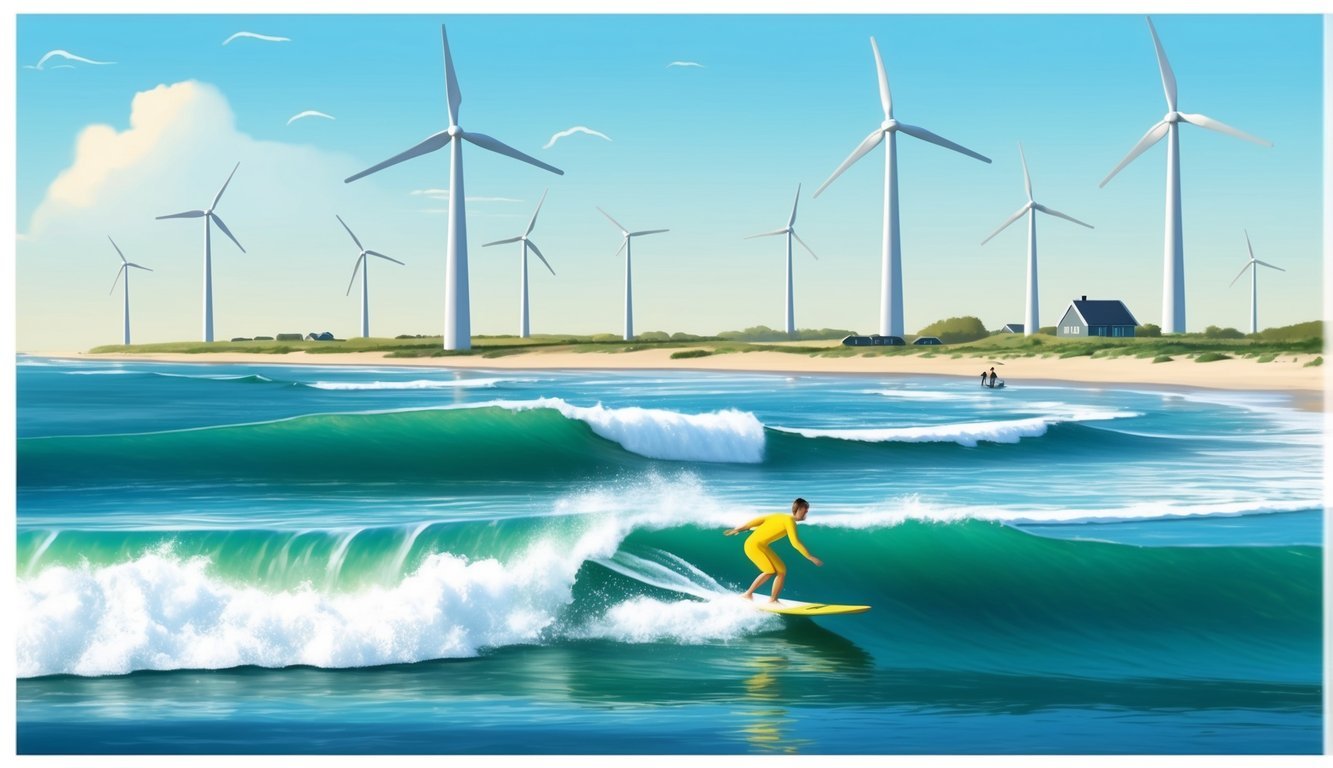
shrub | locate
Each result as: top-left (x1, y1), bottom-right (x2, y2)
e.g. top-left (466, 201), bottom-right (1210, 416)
top-left (1254, 320), bottom-right (1322, 343)
top-left (1304, 356), bottom-right (1323, 367)
top-left (916, 316), bottom-right (988, 344)
top-left (1203, 325), bottom-right (1244, 340)
top-left (1195, 352), bottom-right (1231, 363)
top-left (670, 349), bottom-right (713, 359)
top-left (1152, 355), bottom-right (1172, 364)
top-left (1138, 323), bottom-right (1162, 337)
top-left (636, 331), bottom-right (671, 342)
top-left (1037, 326), bottom-right (1057, 336)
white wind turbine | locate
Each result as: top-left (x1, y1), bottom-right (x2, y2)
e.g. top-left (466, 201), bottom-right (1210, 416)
top-left (107, 236), bottom-right (152, 346)
top-left (156, 162), bottom-right (245, 342)
top-left (1099, 16), bottom-right (1271, 334)
top-left (597, 207), bottom-right (667, 341)
top-left (981, 144), bottom-right (1093, 337)
top-left (483, 189), bottom-right (555, 338)
top-left (746, 184), bottom-right (820, 336)
top-left (1229, 230), bottom-right (1284, 335)
top-left (345, 24), bottom-right (563, 351)
top-left (815, 36), bottom-right (991, 337)
top-left (338, 215), bottom-right (405, 339)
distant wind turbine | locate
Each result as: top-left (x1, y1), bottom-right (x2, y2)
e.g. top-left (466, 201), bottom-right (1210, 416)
top-left (815, 36), bottom-right (991, 337)
top-left (1099, 16), bottom-right (1271, 334)
top-left (156, 162), bottom-right (246, 342)
top-left (337, 215), bottom-right (404, 339)
top-left (344, 24), bottom-right (563, 351)
top-left (981, 144), bottom-right (1093, 337)
top-left (598, 207), bottom-right (667, 341)
top-left (107, 236), bottom-right (152, 346)
top-left (483, 189), bottom-right (555, 338)
top-left (746, 184), bottom-right (820, 336)
top-left (1229, 230), bottom-right (1284, 335)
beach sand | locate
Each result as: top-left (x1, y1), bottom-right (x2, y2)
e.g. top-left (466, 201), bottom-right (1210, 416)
top-left (60, 347), bottom-right (1326, 408)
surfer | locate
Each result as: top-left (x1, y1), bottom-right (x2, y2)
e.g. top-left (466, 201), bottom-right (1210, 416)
top-left (725, 497), bottom-right (823, 603)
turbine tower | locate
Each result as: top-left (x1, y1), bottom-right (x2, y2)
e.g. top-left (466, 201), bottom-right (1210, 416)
top-left (815, 36), bottom-right (990, 337)
top-left (338, 215), bottom-right (405, 339)
top-left (1229, 230), bottom-right (1284, 335)
top-left (345, 24), bottom-right (563, 351)
top-left (746, 184), bottom-right (820, 335)
top-left (107, 236), bottom-right (152, 346)
top-left (483, 189), bottom-right (555, 338)
top-left (981, 144), bottom-right (1093, 337)
top-left (597, 207), bottom-right (667, 341)
top-left (157, 162), bottom-right (245, 342)
top-left (1099, 16), bottom-right (1271, 334)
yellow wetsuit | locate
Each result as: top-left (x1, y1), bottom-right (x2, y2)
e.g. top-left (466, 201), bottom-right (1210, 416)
top-left (742, 514), bottom-right (812, 575)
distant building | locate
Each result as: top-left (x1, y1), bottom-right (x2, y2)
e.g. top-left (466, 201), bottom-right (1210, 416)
top-left (1056, 296), bottom-right (1139, 338)
top-left (1000, 323), bottom-right (1024, 334)
top-left (276, 333), bottom-right (303, 341)
top-left (305, 331), bottom-right (337, 341)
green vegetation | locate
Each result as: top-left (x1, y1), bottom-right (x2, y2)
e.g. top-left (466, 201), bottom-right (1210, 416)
top-left (716, 325), bottom-right (854, 342)
top-left (1195, 352), bottom-right (1231, 363)
top-left (1138, 323), bottom-right (1162, 337)
top-left (1203, 325), bottom-right (1244, 340)
top-left (916, 316), bottom-right (988, 344)
top-left (1152, 355), bottom-right (1172, 364)
top-left (670, 349), bottom-right (713, 359)
top-left (1254, 320), bottom-right (1322, 343)
top-left (1304, 356), bottom-right (1323, 367)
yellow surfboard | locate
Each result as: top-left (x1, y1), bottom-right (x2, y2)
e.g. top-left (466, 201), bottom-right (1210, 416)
top-left (746, 598), bottom-right (870, 616)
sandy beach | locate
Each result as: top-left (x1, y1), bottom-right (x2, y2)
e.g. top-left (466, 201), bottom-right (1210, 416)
top-left (53, 347), bottom-right (1325, 408)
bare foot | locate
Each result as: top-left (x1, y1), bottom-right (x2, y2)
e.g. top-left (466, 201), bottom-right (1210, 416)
top-left (740, 592), bottom-right (754, 600)
top-left (766, 597), bottom-right (781, 604)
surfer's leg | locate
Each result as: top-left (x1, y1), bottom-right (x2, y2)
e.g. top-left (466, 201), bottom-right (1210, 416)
top-left (768, 573), bottom-right (787, 603)
top-left (742, 572), bottom-right (772, 600)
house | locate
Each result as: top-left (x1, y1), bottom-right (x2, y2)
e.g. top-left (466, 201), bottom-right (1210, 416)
top-left (1056, 296), bottom-right (1139, 338)
top-left (1000, 323), bottom-right (1024, 334)
top-left (276, 333), bottom-right (303, 341)
top-left (305, 331), bottom-right (337, 341)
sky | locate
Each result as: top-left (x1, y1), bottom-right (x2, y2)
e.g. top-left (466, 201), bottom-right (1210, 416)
top-left (13, 12), bottom-right (1324, 351)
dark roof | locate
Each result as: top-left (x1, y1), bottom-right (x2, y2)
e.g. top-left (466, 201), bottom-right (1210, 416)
top-left (1071, 299), bottom-right (1138, 327)
top-left (1001, 323), bottom-right (1024, 333)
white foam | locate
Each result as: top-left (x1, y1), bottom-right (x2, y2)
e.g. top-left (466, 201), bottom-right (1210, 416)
top-left (575, 596), bottom-right (777, 644)
top-left (772, 406), bottom-right (1138, 447)
top-left (305, 377), bottom-right (514, 391)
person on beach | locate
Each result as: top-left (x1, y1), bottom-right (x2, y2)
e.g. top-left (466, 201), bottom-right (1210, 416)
top-left (725, 498), bottom-right (823, 603)
top-left (989, 367), bottom-right (999, 388)
top-left (980, 370), bottom-right (988, 387)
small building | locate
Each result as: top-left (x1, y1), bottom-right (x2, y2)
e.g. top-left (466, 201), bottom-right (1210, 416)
top-left (1000, 323), bottom-right (1024, 334)
top-left (912, 336), bottom-right (943, 346)
top-left (276, 333), bottom-right (303, 341)
top-left (1056, 296), bottom-right (1139, 338)
top-left (841, 334), bottom-right (871, 346)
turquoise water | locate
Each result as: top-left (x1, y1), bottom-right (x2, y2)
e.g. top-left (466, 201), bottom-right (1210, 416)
top-left (15, 356), bottom-right (1324, 754)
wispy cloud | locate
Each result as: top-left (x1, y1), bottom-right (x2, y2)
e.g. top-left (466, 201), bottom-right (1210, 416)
top-left (667, 61), bottom-right (704, 68)
top-left (223, 31), bottom-right (291, 46)
top-left (24, 50), bottom-right (115, 71)
top-left (543, 125), bottom-right (613, 150)
top-left (410, 190), bottom-right (522, 203)
top-left (286, 110), bottom-right (335, 126)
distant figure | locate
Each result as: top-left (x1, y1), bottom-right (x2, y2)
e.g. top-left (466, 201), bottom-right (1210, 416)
top-left (725, 497), bottom-right (823, 603)
top-left (980, 370), bottom-right (988, 387)
top-left (989, 367), bottom-right (999, 388)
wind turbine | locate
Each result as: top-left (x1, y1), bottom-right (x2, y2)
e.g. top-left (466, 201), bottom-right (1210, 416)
top-left (156, 162), bottom-right (245, 342)
top-left (597, 207), bottom-right (667, 341)
top-left (814, 36), bottom-right (990, 337)
top-left (1229, 230), bottom-right (1284, 335)
top-left (344, 25), bottom-right (563, 351)
top-left (746, 184), bottom-right (820, 336)
top-left (483, 189), bottom-right (555, 338)
top-left (107, 236), bottom-right (152, 346)
top-left (338, 215), bottom-right (405, 339)
top-left (1099, 16), bottom-right (1271, 334)
top-left (981, 144), bottom-right (1093, 337)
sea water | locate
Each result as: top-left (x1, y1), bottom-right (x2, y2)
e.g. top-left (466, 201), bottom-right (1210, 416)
top-left (14, 356), bottom-right (1323, 754)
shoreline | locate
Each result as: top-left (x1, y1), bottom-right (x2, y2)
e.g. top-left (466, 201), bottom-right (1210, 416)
top-left (30, 348), bottom-right (1325, 410)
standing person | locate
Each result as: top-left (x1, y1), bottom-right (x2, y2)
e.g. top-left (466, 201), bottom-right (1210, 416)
top-left (980, 370), bottom-right (989, 387)
top-left (989, 367), bottom-right (999, 388)
top-left (725, 498), bottom-right (823, 603)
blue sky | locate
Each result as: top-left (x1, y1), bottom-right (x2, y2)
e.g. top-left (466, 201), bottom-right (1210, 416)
top-left (15, 13), bottom-right (1323, 349)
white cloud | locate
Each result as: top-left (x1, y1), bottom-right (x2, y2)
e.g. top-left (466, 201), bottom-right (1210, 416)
top-left (222, 31), bottom-right (291, 46)
top-left (543, 125), bottom-right (612, 150)
top-left (667, 61), bottom-right (704, 68)
top-left (287, 110), bottom-right (336, 126)
top-left (24, 49), bottom-right (115, 71)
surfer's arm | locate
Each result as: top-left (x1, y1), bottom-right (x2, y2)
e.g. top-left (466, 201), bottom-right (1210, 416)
top-left (724, 516), bottom-right (768, 536)
top-left (785, 518), bottom-right (822, 565)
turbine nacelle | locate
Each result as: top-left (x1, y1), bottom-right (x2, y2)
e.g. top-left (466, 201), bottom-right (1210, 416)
top-left (1164, 111), bottom-right (1181, 124)
top-left (881, 119), bottom-right (899, 132)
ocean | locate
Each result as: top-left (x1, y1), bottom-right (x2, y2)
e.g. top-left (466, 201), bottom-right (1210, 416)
top-left (14, 356), bottom-right (1324, 754)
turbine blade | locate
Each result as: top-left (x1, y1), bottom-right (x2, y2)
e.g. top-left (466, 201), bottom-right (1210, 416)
top-left (211, 162), bottom-right (241, 210)
top-left (597, 207), bottom-right (628, 234)
top-left (745, 228), bottom-right (789, 239)
top-left (483, 235), bottom-right (524, 247)
top-left (788, 183), bottom-right (801, 228)
top-left (1244, 229), bottom-right (1256, 262)
top-left (109, 265), bottom-right (125, 294)
top-left (128, 263), bottom-right (153, 271)
top-left (1228, 261), bottom-right (1253, 288)
top-left (107, 235), bottom-right (127, 262)
top-left (462, 132), bottom-right (564, 175)
top-left (367, 250), bottom-right (405, 265)
top-left (346, 254), bottom-right (365, 296)
top-left (210, 213), bottom-right (245, 253)
top-left (1146, 16), bottom-right (1178, 112)
top-left (1099, 120), bottom-right (1169, 187)
top-left (896, 123), bottom-right (991, 164)
top-left (1018, 142), bottom-right (1033, 201)
top-left (527, 239), bottom-right (556, 276)
top-left (345, 131), bottom-right (452, 183)
top-left (869, 36), bottom-right (893, 120)
top-left (336, 214), bottom-right (364, 251)
top-left (157, 210), bottom-right (207, 220)
top-left (792, 230), bottom-right (820, 260)
top-left (813, 128), bottom-right (885, 198)
top-left (614, 239), bottom-right (627, 258)
top-left (442, 25), bottom-right (462, 127)
top-left (629, 229), bottom-right (668, 237)
top-left (1255, 260), bottom-right (1285, 272)
top-left (1178, 113), bottom-right (1272, 147)
top-left (1033, 203), bottom-right (1094, 229)
top-left (526, 188), bottom-right (549, 236)
top-left (980, 205), bottom-right (1030, 245)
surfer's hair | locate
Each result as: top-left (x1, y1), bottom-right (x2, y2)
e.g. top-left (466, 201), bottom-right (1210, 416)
top-left (792, 498), bottom-right (809, 513)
